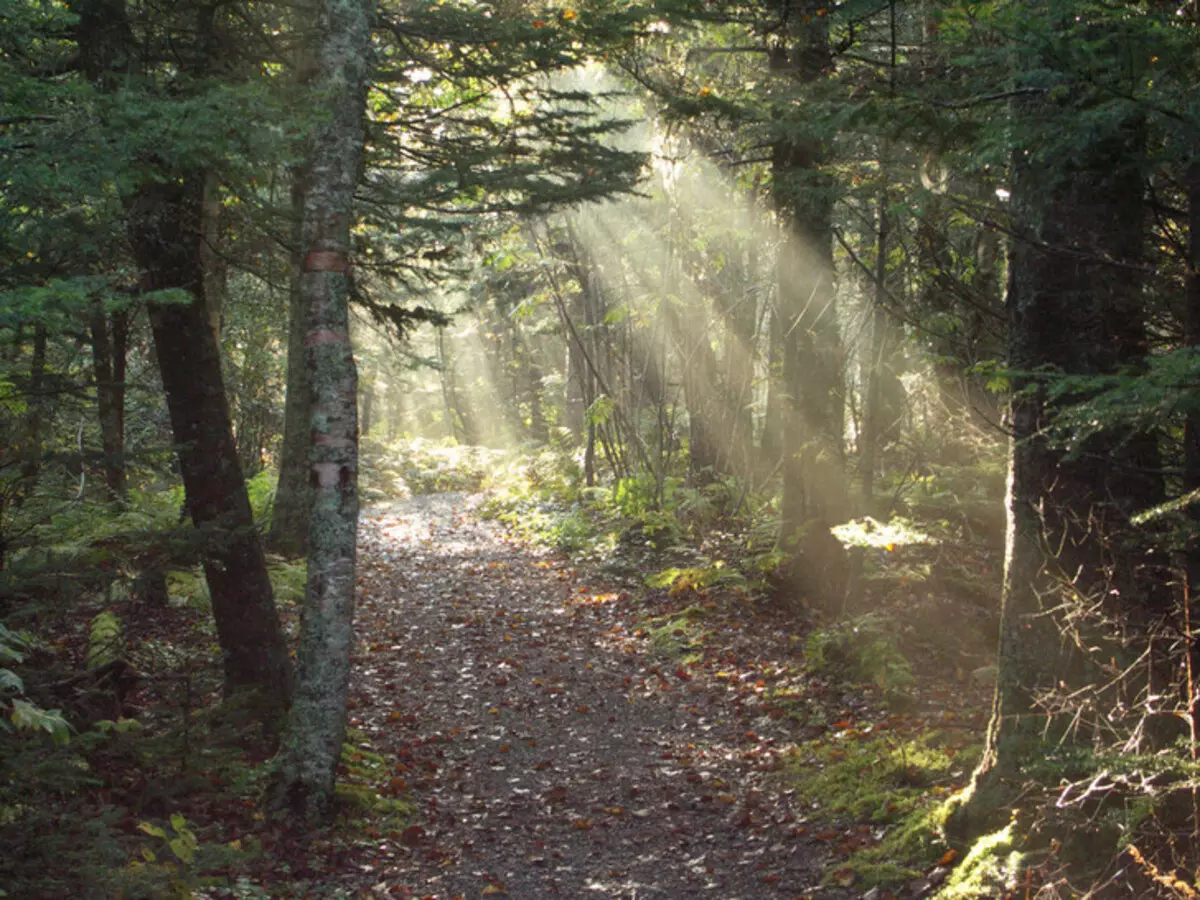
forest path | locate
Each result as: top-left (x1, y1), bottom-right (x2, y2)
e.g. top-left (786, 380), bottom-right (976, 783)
top-left (343, 491), bottom-right (851, 899)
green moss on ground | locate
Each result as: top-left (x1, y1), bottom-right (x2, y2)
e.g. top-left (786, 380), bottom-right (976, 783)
top-left (784, 729), bottom-right (980, 891)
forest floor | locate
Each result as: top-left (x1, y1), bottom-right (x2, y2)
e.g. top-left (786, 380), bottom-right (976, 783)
top-left (238, 490), bottom-right (988, 899)
top-left (11, 488), bottom-right (993, 898)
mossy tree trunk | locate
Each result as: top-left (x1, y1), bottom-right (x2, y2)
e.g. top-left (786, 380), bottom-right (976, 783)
top-left (271, 0), bottom-right (374, 821)
top-left (959, 79), bottom-right (1156, 838)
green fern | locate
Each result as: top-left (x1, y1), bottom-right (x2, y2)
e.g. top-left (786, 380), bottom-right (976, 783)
top-left (87, 610), bottom-right (123, 669)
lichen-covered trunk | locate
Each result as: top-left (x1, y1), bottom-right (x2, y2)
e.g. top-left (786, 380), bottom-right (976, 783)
top-left (127, 178), bottom-right (294, 714)
top-left (271, 0), bottom-right (373, 821)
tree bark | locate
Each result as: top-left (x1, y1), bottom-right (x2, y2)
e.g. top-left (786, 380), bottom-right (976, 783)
top-left (127, 178), bottom-right (294, 713)
top-left (271, 0), bottom-right (373, 821)
top-left (19, 325), bottom-right (48, 498)
top-left (1185, 161), bottom-right (1200, 601)
top-left (956, 88), bottom-right (1156, 839)
top-left (860, 189), bottom-right (890, 509)
top-left (89, 301), bottom-right (127, 500)
top-left (271, 167), bottom-right (316, 556)
top-left (769, 6), bottom-right (847, 609)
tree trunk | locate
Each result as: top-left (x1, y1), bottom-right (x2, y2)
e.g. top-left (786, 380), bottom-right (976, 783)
top-left (860, 189), bottom-right (890, 509)
top-left (955, 91), bottom-right (1155, 839)
top-left (270, 168), bottom-right (316, 556)
top-left (18, 325), bottom-right (49, 501)
top-left (89, 301), bottom-right (127, 500)
top-left (201, 172), bottom-right (227, 341)
top-left (715, 248), bottom-right (756, 480)
top-left (770, 7), bottom-right (847, 609)
top-left (271, 0), bottom-right (373, 821)
top-left (127, 178), bottom-right (294, 711)
top-left (1185, 161), bottom-right (1200, 601)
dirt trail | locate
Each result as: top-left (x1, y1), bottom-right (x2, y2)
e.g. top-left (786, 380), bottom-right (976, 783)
top-left (347, 492), bottom-right (848, 899)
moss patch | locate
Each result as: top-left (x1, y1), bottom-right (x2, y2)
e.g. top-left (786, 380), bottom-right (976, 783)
top-left (784, 728), bottom-right (980, 890)
top-left (938, 822), bottom-right (1025, 898)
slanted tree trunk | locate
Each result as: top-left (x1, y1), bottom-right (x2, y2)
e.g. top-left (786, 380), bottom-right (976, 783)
top-left (271, 0), bottom-right (373, 821)
top-left (127, 178), bottom-right (294, 713)
top-left (75, 0), bottom-right (294, 711)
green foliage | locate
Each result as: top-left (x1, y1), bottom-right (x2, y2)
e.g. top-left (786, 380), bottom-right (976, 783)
top-left (646, 559), bottom-right (746, 596)
top-left (645, 606), bottom-right (709, 658)
top-left (267, 557), bottom-right (307, 607)
top-left (362, 436), bottom-right (498, 499)
top-left (806, 613), bottom-right (915, 700)
top-left (166, 569), bottom-right (212, 613)
top-left (8, 698), bottom-right (71, 746)
top-left (0, 623), bottom-right (71, 746)
top-left (1044, 349), bottom-right (1200, 451)
top-left (138, 813), bottom-right (199, 866)
top-left (245, 471), bottom-right (278, 530)
top-left (338, 741), bottom-right (415, 821)
top-left (87, 610), bottom-right (123, 669)
top-left (938, 823), bottom-right (1023, 899)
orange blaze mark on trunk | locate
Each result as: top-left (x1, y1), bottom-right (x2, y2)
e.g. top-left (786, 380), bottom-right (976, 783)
top-left (305, 328), bottom-right (348, 346)
top-left (303, 250), bottom-right (349, 273)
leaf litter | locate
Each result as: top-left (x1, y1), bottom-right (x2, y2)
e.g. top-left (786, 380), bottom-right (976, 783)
top-left (333, 491), bottom-right (860, 898)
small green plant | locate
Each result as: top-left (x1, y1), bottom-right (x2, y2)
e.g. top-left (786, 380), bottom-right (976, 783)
top-left (806, 613), bottom-right (915, 700)
top-left (784, 732), bottom-right (980, 890)
top-left (245, 471), bottom-right (278, 529)
top-left (131, 813), bottom-right (201, 899)
top-left (0, 623), bottom-right (70, 745)
top-left (646, 560), bottom-right (746, 597)
top-left (266, 556), bottom-right (307, 606)
top-left (338, 741), bottom-right (415, 821)
top-left (645, 606), bottom-right (709, 658)
top-left (166, 568), bottom-right (211, 612)
top-left (139, 813), bottom-right (199, 866)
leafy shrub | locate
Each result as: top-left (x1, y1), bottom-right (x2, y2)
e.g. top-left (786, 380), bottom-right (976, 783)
top-left (646, 560), bottom-right (747, 597)
top-left (0, 622), bottom-right (70, 746)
